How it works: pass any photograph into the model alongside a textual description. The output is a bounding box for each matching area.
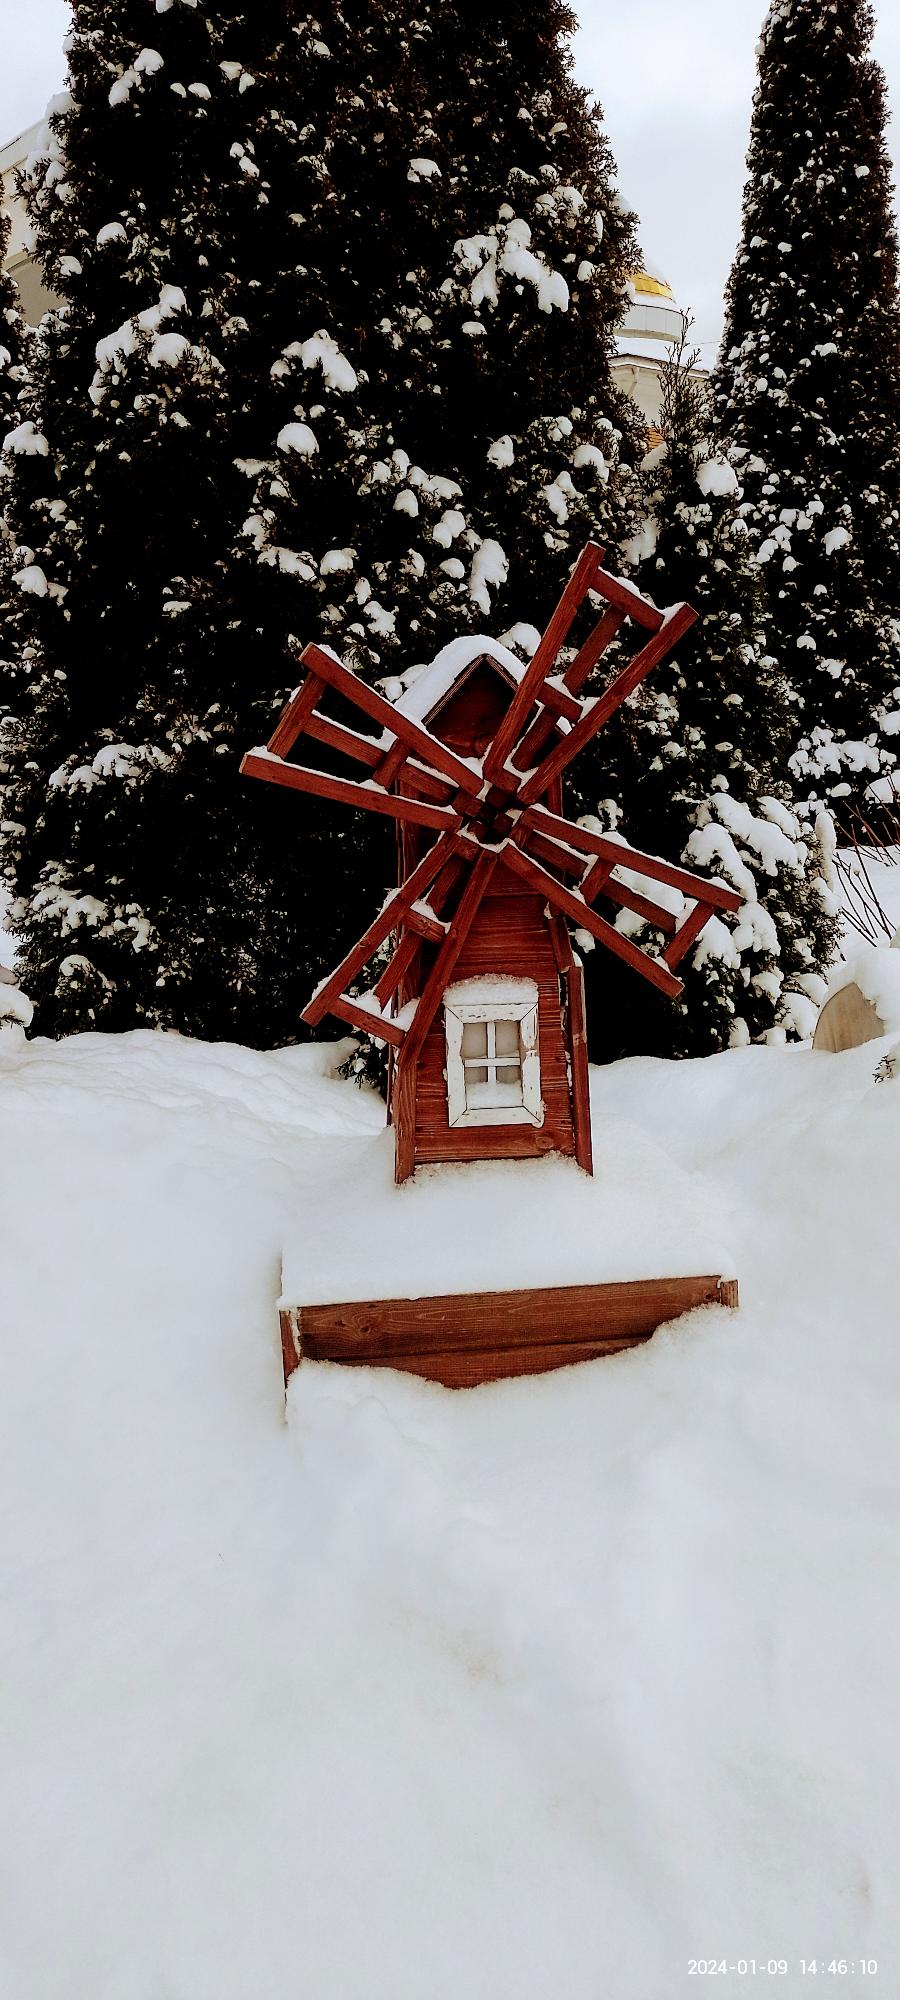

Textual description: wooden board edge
[280,1307,301,1384]
[277,1276,740,1389]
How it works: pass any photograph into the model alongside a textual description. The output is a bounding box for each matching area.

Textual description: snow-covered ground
[2,1018,899,1998]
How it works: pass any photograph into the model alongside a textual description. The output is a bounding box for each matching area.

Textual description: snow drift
[2,1025,899,1997]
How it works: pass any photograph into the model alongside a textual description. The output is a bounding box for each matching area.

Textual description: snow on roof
[392,633,528,723]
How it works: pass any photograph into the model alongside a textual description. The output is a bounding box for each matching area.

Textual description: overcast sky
[3,0,899,355]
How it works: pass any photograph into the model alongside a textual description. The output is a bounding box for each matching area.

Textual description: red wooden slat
[267,675,325,758]
[515,824,681,935]
[580,855,615,902]
[564,958,593,1175]
[565,605,627,689]
[302,712,455,807]
[372,737,411,791]
[400,847,500,1067]
[516,604,698,804]
[536,679,583,723]
[523,805,742,913]
[372,856,464,1006]
[482,542,606,783]
[664,899,718,971]
[240,751,459,832]
[302,832,459,1027]
[301,643,482,798]
[511,606,626,772]
[404,907,447,944]
[328,996,407,1048]
[502,841,683,999]
[587,570,665,634]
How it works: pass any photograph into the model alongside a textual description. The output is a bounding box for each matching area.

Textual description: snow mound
[826,943,900,1034]
[2,1028,899,1994]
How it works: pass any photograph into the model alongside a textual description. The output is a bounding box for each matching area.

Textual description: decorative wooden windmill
[243,543,741,1385]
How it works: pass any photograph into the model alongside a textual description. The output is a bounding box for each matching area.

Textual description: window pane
[467,1079,527,1110]
[494,1017,521,1059]
[461,1020,488,1061]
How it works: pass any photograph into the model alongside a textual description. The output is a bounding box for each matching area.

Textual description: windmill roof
[392,635,527,725]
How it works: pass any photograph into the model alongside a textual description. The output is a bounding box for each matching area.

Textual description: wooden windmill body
[244,544,741,1386]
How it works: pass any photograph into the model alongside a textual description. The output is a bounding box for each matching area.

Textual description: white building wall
[1,123,60,324]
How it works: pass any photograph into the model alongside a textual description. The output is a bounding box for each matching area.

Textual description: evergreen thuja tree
[0,203,33,811]
[236,0,647,1036]
[715,0,900,805]
[246,0,641,678]
[582,327,840,1059]
[2,0,643,1046]
[0,2,378,1041]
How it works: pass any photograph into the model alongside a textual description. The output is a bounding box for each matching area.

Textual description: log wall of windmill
[411,866,579,1166]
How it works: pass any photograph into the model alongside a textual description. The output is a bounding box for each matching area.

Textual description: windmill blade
[371,850,467,1008]
[398,847,501,1067]
[520,821,681,935]
[511,606,625,773]
[503,840,683,999]
[301,710,456,806]
[299,643,483,798]
[521,806,742,914]
[302,831,461,1028]
[240,750,459,832]
[516,604,698,806]
[481,542,607,785]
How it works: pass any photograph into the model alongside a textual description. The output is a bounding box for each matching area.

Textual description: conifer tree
[241,0,647,1037]
[715,0,900,805]
[245,0,641,676]
[0,3,379,1040]
[0,202,32,799]
[583,328,840,1059]
[1,0,643,1044]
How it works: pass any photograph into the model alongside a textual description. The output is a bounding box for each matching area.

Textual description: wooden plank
[303,712,455,807]
[372,855,464,1006]
[391,1061,418,1183]
[280,1276,739,1386]
[302,832,458,1026]
[399,847,499,1068]
[404,907,447,945]
[522,806,743,914]
[580,855,615,903]
[564,958,593,1175]
[327,995,407,1047]
[535,679,583,723]
[566,605,628,688]
[585,570,665,633]
[664,898,719,971]
[520,826,679,936]
[517,603,699,805]
[300,643,483,798]
[240,751,458,832]
[372,737,411,791]
[512,607,625,772]
[482,542,606,783]
[502,841,684,999]
[267,674,325,758]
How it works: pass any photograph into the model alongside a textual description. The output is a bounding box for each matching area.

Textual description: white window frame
[444,978,543,1129]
